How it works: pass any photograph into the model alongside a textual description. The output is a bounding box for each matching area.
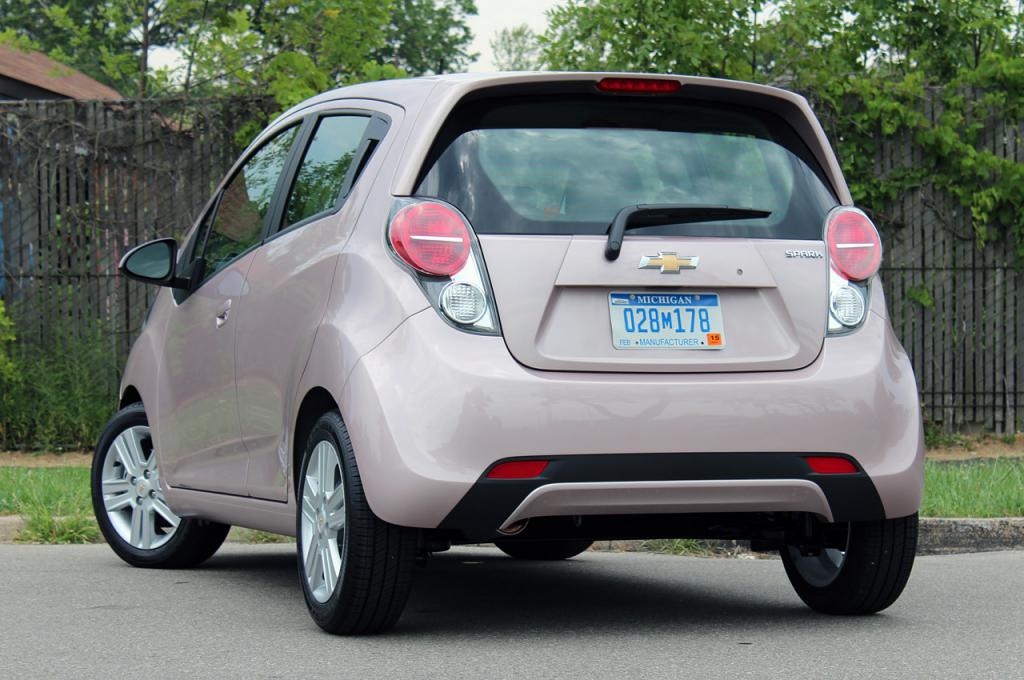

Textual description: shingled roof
[0,43,123,100]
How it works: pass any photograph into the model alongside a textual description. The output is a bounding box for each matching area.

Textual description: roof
[0,43,123,100]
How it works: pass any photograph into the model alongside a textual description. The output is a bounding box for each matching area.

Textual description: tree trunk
[139,0,151,98]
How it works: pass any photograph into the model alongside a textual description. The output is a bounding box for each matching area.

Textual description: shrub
[0,314,118,450]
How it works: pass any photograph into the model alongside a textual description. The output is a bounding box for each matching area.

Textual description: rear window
[415,96,837,239]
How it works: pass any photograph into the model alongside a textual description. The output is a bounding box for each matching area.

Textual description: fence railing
[0,98,270,360]
[1,96,1021,432]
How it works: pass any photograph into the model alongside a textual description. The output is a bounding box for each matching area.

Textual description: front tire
[297,411,417,635]
[495,539,593,560]
[91,403,230,568]
[781,514,918,615]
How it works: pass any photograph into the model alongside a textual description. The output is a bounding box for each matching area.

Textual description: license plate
[608,292,725,350]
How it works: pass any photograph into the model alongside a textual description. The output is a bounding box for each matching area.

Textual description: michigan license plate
[608,292,725,350]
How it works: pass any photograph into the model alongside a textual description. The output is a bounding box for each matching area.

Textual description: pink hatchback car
[93,73,923,635]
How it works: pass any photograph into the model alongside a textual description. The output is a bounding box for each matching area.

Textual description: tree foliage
[542,0,1024,254]
[0,0,229,97]
[372,0,478,75]
[491,24,542,71]
[0,0,477,99]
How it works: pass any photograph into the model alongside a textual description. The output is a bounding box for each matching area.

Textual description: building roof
[0,43,123,100]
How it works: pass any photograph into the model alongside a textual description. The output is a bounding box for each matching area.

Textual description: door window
[198,125,299,285]
[281,115,371,229]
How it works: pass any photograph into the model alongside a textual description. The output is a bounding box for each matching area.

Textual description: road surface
[1,544,1021,679]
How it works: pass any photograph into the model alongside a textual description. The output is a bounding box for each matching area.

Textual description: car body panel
[236,100,406,502]
[480,234,827,372]
[340,282,922,531]
[154,252,256,495]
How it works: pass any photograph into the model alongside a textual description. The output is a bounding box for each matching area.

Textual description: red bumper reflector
[805,456,858,474]
[487,460,549,479]
[597,77,681,94]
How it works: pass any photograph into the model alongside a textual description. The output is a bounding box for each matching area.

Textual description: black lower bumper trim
[437,452,885,541]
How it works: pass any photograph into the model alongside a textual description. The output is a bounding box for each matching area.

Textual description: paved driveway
[1,544,1021,679]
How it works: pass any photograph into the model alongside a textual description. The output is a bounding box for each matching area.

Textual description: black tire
[495,539,594,560]
[297,411,417,635]
[781,513,918,615]
[91,403,230,569]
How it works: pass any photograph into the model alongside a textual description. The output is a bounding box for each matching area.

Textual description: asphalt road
[1,544,1021,679]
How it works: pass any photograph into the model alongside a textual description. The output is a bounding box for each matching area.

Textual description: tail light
[597,77,681,94]
[389,202,470,276]
[826,208,881,281]
[388,198,499,335]
[825,207,880,332]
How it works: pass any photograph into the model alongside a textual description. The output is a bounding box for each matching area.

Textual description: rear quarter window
[415,95,837,240]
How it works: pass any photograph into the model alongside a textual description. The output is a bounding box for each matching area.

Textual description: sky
[466,0,560,71]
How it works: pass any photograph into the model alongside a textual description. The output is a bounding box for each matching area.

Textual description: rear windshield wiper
[605,204,772,260]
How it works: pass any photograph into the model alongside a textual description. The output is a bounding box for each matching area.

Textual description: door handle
[215,300,232,328]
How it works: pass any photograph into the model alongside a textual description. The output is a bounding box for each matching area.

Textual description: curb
[2,515,1022,553]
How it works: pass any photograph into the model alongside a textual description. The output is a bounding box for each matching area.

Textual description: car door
[234,107,393,501]
[154,124,301,496]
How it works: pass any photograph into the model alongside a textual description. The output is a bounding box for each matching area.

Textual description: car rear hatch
[413,79,839,373]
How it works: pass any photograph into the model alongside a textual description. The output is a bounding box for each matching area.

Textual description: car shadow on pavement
[199,547,908,638]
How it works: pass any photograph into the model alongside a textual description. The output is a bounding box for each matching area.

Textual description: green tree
[184,1,397,103]
[0,0,227,97]
[541,0,764,78]
[373,0,478,75]
[491,24,542,70]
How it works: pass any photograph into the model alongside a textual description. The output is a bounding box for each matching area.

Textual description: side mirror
[119,238,189,289]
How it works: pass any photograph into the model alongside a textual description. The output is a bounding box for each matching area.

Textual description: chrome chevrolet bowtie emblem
[638,252,699,274]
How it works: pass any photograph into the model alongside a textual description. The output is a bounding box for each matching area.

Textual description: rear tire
[781,513,918,615]
[297,411,417,635]
[495,539,593,560]
[91,403,230,569]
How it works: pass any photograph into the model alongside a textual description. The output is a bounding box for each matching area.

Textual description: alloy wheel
[300,440,347,603]
[100,425,180,550]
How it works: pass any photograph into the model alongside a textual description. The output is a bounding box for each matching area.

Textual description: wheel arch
[292,386,341,494]
[119,385,143,410]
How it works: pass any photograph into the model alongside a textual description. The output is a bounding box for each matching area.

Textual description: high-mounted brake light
[597,77,681,94]
[826,208,881,282]
[804,456,858,474]
[389,202,470,276]
[487,460,549,479]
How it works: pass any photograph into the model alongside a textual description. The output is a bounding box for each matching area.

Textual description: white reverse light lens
[830,285,866,327]
[440,282,486,324]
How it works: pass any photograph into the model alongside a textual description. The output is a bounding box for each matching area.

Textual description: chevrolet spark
[94,72,923,635]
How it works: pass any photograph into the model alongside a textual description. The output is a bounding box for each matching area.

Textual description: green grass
[0,467,92,516]
[0,467,97,543]
[922,459,1024,518]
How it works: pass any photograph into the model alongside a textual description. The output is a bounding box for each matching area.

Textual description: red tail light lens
[804,456,858,474]
[826,209,881,281]
[597,77,681,94]
[486,460,549,479]
[389,202,471,276]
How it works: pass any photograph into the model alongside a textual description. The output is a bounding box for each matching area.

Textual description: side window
[281,115,371,229]
[198,125,299,284]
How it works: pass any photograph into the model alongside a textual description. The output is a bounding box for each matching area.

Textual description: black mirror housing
[119,238,189,289]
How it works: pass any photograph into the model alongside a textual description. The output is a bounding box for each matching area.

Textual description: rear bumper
[341,307,923,533]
